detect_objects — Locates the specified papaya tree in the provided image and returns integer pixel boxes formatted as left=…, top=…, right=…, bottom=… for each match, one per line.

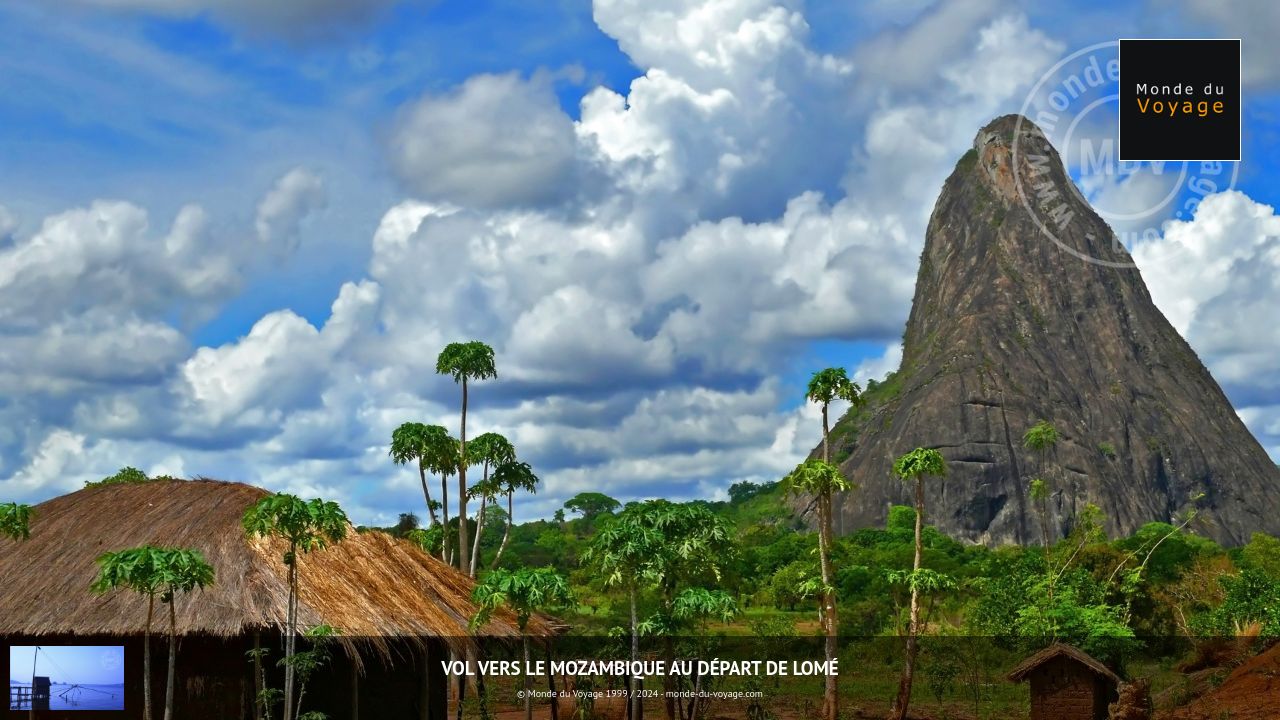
left=1023, top=420, right=1060, bottom=542
left=242, top=494, right=348, bottom=720
left=465, top=432, right=515, bottom=576
left=436, top=340, right=497, bottom=574
left=783, top=459, right=851, bottom=720
left=472, top=567, right=574, bottom=720
left=92, top=546, right=212, bottom=720
left=889, top=447, right=948, bottom=720
left=488, top=460, right=539, bottom=570
left=390, top=422, right=444, bottom=530
left=157, top=549, right=215, bottom=720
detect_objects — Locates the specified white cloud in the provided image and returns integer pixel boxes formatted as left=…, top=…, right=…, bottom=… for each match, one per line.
left=1134, top=190, right=1280, bottom=453
left=255, top=168, right=327, bottom=254
left=388, top=73, right=586, bottom=209
left=1, top=2, right=1109, bottom=523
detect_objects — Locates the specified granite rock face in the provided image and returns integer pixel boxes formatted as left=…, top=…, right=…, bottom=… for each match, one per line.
left=817, top=114, right=1280, bottom=546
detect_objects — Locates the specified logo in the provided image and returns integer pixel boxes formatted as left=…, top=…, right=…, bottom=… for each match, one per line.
left=1013, top=41, right=1239, bottom=267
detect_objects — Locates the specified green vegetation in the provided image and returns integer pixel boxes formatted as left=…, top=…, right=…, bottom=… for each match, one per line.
left=0, top=501, right=33, bottom=540
left=91, top=546, right=215, bottom=720
left=242, top=493, right=348, bottom=720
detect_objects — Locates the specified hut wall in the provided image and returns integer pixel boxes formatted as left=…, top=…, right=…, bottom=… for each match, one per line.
left=1027, top=657, right=1104, bottom=720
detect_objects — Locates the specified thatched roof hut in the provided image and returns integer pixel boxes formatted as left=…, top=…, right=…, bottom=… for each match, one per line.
left=1008, top=643, right=1121, bottom=720
left=0, top=478, right=550, bottom=651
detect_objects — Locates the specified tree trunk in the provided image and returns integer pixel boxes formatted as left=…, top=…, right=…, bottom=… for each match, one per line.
left=819, top=491, right=838, bottom=720
left=283, top=546, right=297, bottom=720
left=253, top=633, right=265, bottom=720
left=889, top=478, right=926, bottom=720
left=420, top=463, right=440, bottom=528
left=492, top=492, right=514, bottom=570
left=351, top=662, right=360, bottom=720
left=440, top=473, right=451, bottom=565
left=630, top=586, right=642, bottom=720
left=469, top=494, right=487, bottom=577
left=458, top=378, right=470, bottom=574
left=145, top=595, right=154, bottom=720
left=546, top=641, right=559, bottom=720
left=164, top=599, right=177, bottom=720
left=523, top=634, right=533, bottom=720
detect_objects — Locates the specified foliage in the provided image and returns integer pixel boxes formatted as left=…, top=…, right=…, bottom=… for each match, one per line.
left=563, top=492, right=621, bottom=522
left=782, top=459, right=852, bottom=496
left=435, top=340, right=498, bottom=383
left=0, top=501, right=33, bottom=540
left=471, top=567, right=575, bottom=631
left=86, top=466, right=152, bottom=488
left=893, top=448, right=948, bottom=482
left=1021, top=420, right=1060, bottom=453
left=1190, top=568, right=1280, bottom=636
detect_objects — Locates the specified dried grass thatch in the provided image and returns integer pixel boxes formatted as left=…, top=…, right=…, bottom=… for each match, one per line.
left=0, top=479, right=553, bottom=655
left=1007, top=643, right=1121, bottom=684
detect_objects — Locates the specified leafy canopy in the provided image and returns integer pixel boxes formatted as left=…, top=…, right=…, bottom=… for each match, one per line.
left=91, top=545, right=215, bottom=602
left=564, top=492, right=621, bottom=521
left=783, top=459, right=852, bottom=496
left=1022, top=420, right=1060, bottom=453
left=893, top=447, right=948, bottom=482
left=242, top=494, right=349, bottom=564
left=806, top=367, right=862, bottom=407
left=86, top=466, right=151, bottom=489
left=0, top=502, right=33, bottom=541
left=471, top=567, right=574, bottom=631
left=468, top=432, right=516, bottom=468
left=435, top=341, right=497, bottom=383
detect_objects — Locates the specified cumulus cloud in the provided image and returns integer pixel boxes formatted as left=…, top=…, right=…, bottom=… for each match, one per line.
left=388, top=74, right=586, bottom=209
left=3, top=1, right=1114, bottom=525
left=1134, top=190, right=1280, bottom=453
left=255, top=168, right=327, bottom=254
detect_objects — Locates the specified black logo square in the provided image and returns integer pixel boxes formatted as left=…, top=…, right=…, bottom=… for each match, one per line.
left=1119, top=39, right=1240, bottom=161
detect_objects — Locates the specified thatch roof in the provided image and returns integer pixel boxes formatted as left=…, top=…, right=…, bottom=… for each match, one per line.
left=0, top=479, right=553, bottom=654
left=1007, top=643, right=1121, bottom=684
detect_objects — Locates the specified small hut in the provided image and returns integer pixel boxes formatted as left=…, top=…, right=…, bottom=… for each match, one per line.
left=1008, top=643, right=1121, bottom=720
left=0, top=479, right=556, bottom=720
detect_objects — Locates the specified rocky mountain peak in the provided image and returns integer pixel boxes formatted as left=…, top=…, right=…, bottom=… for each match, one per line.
left=817, top=114, right=1280, bottom=546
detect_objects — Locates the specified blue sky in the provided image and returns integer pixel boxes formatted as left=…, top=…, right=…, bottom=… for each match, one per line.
left=9, top=646, right=125, bottom=686
left=1, top=0, right=1279, bottom=525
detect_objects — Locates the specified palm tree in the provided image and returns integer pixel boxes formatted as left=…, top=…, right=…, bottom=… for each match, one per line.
left=242, top=494, right=348, bottom=720
left=157, top=549, right=215, bottom=720
left=465, top=432, right=516, bottom=576
left=91, top=546, right=168, bottom=720
left=888, top=447, right=948, bottom=720
left=783, top=459, right=851, bottom=720
left=436, top=340, right=497, bottom=574
left=0, top=502, right=33, bottom=540
left=422, top=428, right=461, bottom=564
left=489, top=460, right=540, bottom=570
left=471, top=567, right=574, bottom=720
left=390, top=422, right=444, bottom=529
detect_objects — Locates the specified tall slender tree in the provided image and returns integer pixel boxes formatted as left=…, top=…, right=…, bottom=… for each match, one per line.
left=888, top=447, right=948, bottom=720
left=465, top=432, right=516, bottom=576
left=1023, top=420, right=1061, bottom=541
left=783, top=458, right=852, bottom=720
left=436, top=341, right=497, bottom=574
left=157, top=549, right=215, bottom=720
left=489, top=460, right=540, bottom=570
left=242, top=494, right=348, bottom=720
left=92, top=546, right=166, bottom=720
left=390, top=422, right=444, bottom=530
left=804, top=367, right=861, bottom=720
left=0, top=502, right=33, bottom=541
left=471, top=567, right=574, bottom=720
